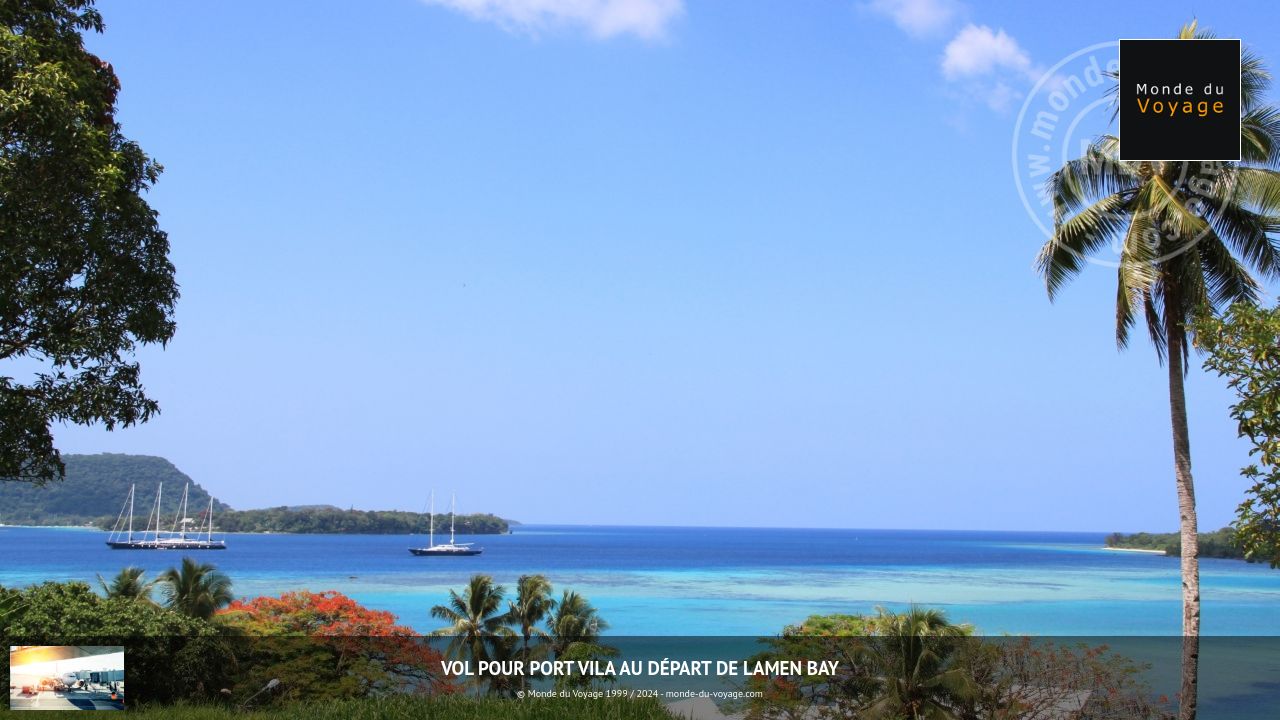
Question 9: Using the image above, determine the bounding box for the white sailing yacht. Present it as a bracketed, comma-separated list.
[106, 482, 227, 550]
[409, 491, 483, 556]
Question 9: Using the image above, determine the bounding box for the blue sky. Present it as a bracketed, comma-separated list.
[55, 0, 1280, 530]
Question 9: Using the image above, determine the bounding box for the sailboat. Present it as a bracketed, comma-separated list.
[409, 492, 483, 556]
[106, 482, 227, 550]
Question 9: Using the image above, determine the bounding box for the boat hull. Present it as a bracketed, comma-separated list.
[106, 540, 227, 550]
[408, 547, 483, 556]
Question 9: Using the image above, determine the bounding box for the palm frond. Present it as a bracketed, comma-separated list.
[1143, 289, 1167, 359]
[1241, 105, 1280, 165]
[1048, 143, 1139, 222]
[1195, 231, 1262, 309]
[1038, 193, 1131, 298]
[1202, 169, 1280, 276]
[1115, 212, 1159, 349]
[1242, 48, 1273, 115]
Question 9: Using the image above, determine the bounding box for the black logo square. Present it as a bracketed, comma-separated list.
[1119, 39, 1240, 161]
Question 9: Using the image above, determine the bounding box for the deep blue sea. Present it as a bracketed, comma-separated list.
[1, 524, 1277, 636]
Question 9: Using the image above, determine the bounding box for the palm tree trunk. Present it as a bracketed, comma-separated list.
[1165, 296, 1200, 720]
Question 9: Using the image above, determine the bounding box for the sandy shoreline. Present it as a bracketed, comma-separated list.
[1102, 546, 1168, 554]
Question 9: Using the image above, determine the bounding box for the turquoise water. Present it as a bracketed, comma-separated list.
[1, 524, 1276, 636]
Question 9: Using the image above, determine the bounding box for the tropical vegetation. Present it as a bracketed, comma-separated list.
[213, 506, 508, 535]
[742, 609, 1172, 720]
[1105, 527, 1257, 561]
[431, 573, 517, 694]
[1034, 20, 1280, 720]
[217, 590, 455, 699]
[1, 579, 236, 704]
[430, 574, 615, 694]
[0, 0, 179, 486]
[1194, 301, 1280, 567]
[3, 561, 458, 706]
[159, 558, 235, 620]
[98, 566, 159, 603]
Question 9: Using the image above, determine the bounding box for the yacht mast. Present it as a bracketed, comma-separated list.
[127, 484, 135, 541]
[206, 496, 214, 542]
[450, 493, 456, 544]
[155, 484, 164, 541]
[170, 484, 185, 536]
[429, 490, 435, 547]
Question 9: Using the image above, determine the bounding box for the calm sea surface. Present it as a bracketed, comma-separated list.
[1, 524, 1277, 636]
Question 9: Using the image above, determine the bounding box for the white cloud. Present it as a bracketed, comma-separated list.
[941, 24, 1035, 81]
[939, 24, 1044, 112]
[419, 0, 684, 40]
[862, 0, 962, 38]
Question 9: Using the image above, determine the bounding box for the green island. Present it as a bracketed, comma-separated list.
[0, 454, 510, 535]
[1105, 528, 1251, 561]
[210, 506, 509, 535]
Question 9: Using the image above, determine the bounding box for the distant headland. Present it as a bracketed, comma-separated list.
[1105, 527, 1256, 562]
[0, 453, 511, 535]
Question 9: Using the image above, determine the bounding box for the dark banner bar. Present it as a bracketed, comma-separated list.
[8, 636, 1279, 718]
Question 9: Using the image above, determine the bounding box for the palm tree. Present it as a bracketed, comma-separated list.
[503, 574, 555, 689]
[1036, 21, 1280, 720]
[430, 574, 515, 691]
[861, 606, 975, 720]
[157, 557, 234, 619]
[97, 566, 157, 604]
[547, 589, 608, 658]
[546, 589, 615, 689]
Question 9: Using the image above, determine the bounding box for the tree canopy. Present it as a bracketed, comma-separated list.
[1, 0, 177, 485]
[1194, 302, 1280, 567]
[218, 590, 457, 700]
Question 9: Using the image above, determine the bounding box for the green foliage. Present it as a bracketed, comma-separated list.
[742, 611, 1172, 720]
[98, 565, 157, 604]
[4, 576, 463, 706]
[0, 453, 224, 526]
[158, 557, 234, 620]
[1194, 303, 1280, 568]
[504, 575, 555, 690]
[547, 589, 613, 690]
[1105, 527, 1254, 561]
[215, 506, 509, 535]
[430, 576, 616, 695]
[742, 607, 974, 720]
[125, 696, 673, 720]
[0, 580, 234, 704]
[0, 0, 178, 485]
[431, 574, 517, 694]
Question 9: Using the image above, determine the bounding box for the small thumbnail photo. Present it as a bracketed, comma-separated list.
[9, 646, 125, 711]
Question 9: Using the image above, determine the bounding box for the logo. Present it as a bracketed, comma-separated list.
[1119, 39, 1241, 161]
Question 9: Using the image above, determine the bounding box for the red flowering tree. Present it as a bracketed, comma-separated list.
[218, 591, 457, 702]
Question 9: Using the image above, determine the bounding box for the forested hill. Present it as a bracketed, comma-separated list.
[0, 454, 226, 526]
[0, 453, 510, 534]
